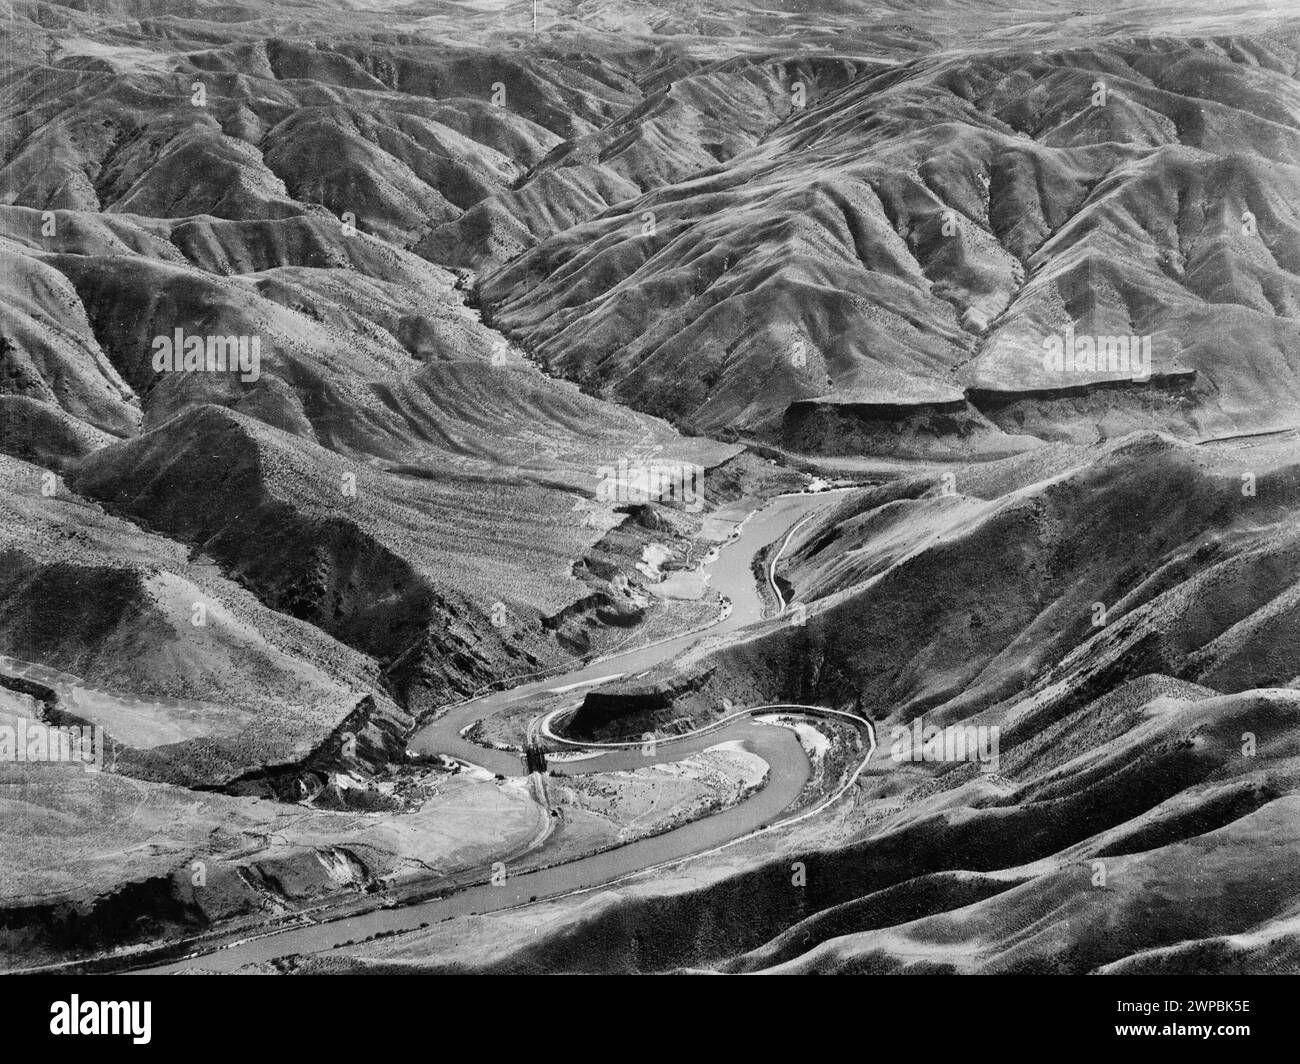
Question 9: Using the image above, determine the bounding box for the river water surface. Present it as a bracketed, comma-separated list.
[143, 489, 852, 972]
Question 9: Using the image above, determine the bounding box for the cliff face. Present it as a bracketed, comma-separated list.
[568, 669, 717, 742]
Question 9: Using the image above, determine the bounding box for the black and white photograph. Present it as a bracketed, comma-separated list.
[0, 0, 1296, 1034]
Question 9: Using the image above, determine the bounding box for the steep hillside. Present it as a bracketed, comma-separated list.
[482, 34, 1300, 451]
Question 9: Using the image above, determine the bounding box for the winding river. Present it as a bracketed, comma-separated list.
[142, 488, 859, 973]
